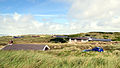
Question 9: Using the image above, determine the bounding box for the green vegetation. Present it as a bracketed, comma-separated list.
[1, 44, 120, 68]
[0, 43, 120, 68]
[0, 35, 52, 46]
[50, 38, 68, 43]
[0, 32, 120, 68]
[113, 37, 120, 41]
[0, 32, 120, 46]
[67, 32, 120, 41]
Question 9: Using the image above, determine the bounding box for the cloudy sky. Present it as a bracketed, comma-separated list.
[0, 0, 120, 35]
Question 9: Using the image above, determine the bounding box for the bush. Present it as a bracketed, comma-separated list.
[113, 37, 120, 41]
[50, 38, 67, 43]
[85, 34, 90, 36]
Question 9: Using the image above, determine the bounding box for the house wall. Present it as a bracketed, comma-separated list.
[69, 39, 88, 43]
[81, 39, 88, 42]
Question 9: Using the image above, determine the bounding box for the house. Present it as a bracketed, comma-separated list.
[2, 44, 50, 51]
[13, 36, 24, 38]
[87, 37, 111, 42]
[69, 37, 111, 43]
[32, 36, 40, 37]
[52, 35, 68, 38]
[69, 37, 89, 43]
[91, 39, 111, 42]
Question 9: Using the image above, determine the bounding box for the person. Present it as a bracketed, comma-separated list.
[8, 40, 13, 45]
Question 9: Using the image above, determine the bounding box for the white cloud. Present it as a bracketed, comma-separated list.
[67, 0, 120, 32]
[0, 13, 69, 35]
[1, 0, 120, 35]
[13, 12, 21, 21]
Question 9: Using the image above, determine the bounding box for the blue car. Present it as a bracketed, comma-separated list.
[82, 47, 104, 52]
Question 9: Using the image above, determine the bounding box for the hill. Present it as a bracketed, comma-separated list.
[0, 32, 120, 68]
[66, 32, 120, 41]
[1, 43, 120, 68]
[0, 32, 120, 46]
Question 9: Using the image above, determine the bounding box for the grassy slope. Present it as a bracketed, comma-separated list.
[1, 48, 120, 68]
[0, 43, 120, 68]
[67, 32, 120, 41]
[0, 32, 120, 46]
[0, 32, 120, 68]
[0, 35, 52, 46]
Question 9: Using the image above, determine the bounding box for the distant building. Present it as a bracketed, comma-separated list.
[90, 39, 111, 42]
[69, 37, 89, 43]
[2, 44, 50, 51]
[32, 36, 40, 37]
[13, 36, 24, 38]
[69, 37, 111, 43]
[52, 35, 68, 38]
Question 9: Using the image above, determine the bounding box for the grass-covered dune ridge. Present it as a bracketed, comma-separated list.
[0, 32, 120, 46]
[1, 49, 120, 68]
[67, 32, 120, 41]
[0, 32, 120, 68]
[0, 43, 120, 68]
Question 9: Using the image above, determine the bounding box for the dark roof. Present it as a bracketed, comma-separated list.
[71, 37, 89, 40]
[53, 35, 68, 38]
[2, 44, 50, 51]
[92, 39, 111, 41]
[13, 36, 24, 38]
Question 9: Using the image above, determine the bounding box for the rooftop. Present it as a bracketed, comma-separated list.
[2, 44, 50, 51]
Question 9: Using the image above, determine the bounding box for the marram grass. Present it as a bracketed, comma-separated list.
[0, 50, 120, 68]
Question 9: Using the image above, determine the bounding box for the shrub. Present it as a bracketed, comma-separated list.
[50, 38, 67, 43]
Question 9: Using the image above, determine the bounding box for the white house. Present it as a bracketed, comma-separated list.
[69, 37, 89, 43]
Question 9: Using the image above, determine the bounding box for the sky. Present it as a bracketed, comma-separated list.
[0, 0, 120, 35]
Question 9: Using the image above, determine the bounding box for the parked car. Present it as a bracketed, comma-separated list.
[82, 47, 104, 52]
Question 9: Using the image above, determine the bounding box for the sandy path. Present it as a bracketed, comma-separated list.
[0, 46, 5, 50]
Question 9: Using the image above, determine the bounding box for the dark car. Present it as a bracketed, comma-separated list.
[82, 47, 104, 52]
